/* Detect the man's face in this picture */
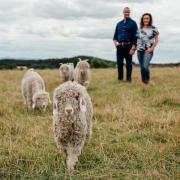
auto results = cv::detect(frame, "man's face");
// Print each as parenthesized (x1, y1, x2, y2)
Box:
(123, 8, 130, 19)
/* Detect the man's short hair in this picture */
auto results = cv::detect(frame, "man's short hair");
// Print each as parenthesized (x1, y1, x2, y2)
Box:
(123, 7, 130, 12)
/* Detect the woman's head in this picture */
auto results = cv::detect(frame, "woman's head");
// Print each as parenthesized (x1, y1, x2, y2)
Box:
(140, 13, 153, 28)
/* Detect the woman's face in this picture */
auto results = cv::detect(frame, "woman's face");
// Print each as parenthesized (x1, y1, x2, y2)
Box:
(143, 15, 150, 26)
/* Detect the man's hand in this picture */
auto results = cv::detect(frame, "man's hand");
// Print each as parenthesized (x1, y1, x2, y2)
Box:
(114, 41, 120, 47)
(146, 47, 154, 53)
(129, 48, 135, 55)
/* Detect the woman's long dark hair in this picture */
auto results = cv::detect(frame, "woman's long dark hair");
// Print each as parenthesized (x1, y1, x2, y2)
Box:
(140, 13, 153, 29)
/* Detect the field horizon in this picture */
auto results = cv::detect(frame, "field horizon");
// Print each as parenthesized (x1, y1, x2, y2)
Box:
(0, 67, 179, 179)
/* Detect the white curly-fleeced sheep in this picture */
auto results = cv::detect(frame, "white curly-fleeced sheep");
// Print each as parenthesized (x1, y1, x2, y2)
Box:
(53, 81, 93, 170)
(59, 63, 74, 83)
(21, 69, 51, 110)
(74, 58, 91, 87)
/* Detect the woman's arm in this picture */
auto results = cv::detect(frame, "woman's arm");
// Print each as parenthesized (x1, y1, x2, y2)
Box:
(147, 35, 159, 53)
(152, 35, 159, 49)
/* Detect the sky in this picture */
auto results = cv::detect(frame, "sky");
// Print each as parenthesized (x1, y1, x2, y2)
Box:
(0, 0, 180, 63)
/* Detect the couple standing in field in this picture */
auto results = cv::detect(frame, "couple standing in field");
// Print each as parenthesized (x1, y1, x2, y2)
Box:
(113, 7, 159, 84)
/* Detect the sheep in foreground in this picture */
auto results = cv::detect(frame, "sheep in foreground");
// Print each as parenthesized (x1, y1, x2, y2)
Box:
(21, 69, 51, 110)
(59, 63, 74, 83)
(53, 81, 93, 170)
(74, 58, 91, 87)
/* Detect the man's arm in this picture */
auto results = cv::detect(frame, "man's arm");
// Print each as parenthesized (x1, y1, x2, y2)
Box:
(113, 24, 119, 46)
(129, 21, 138, 55)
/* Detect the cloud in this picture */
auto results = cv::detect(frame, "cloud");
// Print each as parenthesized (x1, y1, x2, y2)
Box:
(0, 0, 31, 23)
(32, 0, 159, 20)
(32, 0, 119, 20)
(0, 0, 179, 63)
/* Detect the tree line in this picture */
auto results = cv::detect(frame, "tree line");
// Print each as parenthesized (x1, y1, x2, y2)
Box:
(0, 56, 116, 69)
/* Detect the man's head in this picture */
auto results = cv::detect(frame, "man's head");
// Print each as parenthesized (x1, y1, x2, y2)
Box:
(123, 7, 130, 19)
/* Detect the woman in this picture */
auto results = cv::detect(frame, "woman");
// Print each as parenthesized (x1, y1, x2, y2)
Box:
(137, 13, 159, 84)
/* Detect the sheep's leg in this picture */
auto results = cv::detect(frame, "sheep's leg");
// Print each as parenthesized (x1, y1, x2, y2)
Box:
(27, 102, 32, 109)
(22, 94, 27, 105)
(86, 121, 92, 139)
(84, 81, 90, 87)
(27, 94, 32, 109)
(66, 153, 78, 170)
(21, 86, 27, 105)
(66, 146, 82, 170)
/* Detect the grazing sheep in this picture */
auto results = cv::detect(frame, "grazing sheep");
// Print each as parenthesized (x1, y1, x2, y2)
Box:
(21, 69, 51, 110)
(53, 81, 93, 170)
(59, 63, 74, 83)
(16, 66, 28, 70)
(74, 58, 91, 87)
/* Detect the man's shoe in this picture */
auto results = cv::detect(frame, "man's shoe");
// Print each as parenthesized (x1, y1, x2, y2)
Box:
(118, 79, 123, 83)
(143, 80, 149, 84)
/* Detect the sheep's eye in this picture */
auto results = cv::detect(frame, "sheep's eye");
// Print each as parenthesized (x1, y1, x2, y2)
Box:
(75, 95, 79, 100)
(57, 95, 62, 101)
(57, 97, 61, 101)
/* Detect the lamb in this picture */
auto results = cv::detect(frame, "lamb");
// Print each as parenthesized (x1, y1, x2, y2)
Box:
(74, 58, 91, 87)
(21, 68, 51, 110)
(59, 63, 74, 83)
(53, 81, 93, 170)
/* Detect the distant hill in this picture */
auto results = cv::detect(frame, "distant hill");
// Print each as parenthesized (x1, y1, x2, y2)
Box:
(0, 56, 179, 69)
(134, 63, 180, 68)
(0, 56, 116, 69)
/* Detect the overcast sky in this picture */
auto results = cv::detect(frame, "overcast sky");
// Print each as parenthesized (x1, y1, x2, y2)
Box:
(0, 0, 180, 63)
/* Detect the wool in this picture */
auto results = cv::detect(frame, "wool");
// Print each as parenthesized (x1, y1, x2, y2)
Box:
(21, 69, 51, 110)
(53, 81, 93, 170)
(74, 58, 91, 87)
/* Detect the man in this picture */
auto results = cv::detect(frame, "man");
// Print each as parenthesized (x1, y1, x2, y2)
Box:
(113, 7, 138, 82)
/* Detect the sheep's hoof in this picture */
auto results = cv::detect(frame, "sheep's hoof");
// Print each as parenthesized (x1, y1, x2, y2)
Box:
(67, 161, 75, 171)
(66, 155, 77, 171)
(67, 165, 75, 171)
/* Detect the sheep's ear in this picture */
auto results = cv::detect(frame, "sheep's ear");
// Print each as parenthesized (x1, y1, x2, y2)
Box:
(80, 97, 87, 112)
(53, 98, 58, 109)
(59, 63, 63, 66)
(84, 59, 89, 62)
(53, 100, 58, 115)
(53, 102, 57, 109)
(78, 58, 82, 62)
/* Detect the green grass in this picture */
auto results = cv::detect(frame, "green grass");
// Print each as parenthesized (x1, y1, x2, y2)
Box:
(0, 67, 180, 179)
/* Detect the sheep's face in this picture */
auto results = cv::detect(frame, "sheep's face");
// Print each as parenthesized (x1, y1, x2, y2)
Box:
(60, 64, 70, 77)
(32, 92, 51, 110)
(54, 90, 87, 117)
(77, 61, 89, 75)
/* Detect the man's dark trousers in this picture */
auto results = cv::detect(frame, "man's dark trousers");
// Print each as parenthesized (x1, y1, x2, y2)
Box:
(116, 44, 132, 81)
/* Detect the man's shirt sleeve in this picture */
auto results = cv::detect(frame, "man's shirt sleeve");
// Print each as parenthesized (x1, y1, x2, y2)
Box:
(132, 22, 138, 45)
(113, 24, 118, 41)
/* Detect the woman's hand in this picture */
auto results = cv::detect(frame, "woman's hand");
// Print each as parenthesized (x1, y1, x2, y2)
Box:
(146, 47, 154, 53)
(129, 45, 136, 55)
(129, 49, 135, 55)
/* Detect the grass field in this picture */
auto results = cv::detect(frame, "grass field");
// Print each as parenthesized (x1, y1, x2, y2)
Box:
(0, 67, 179, 179)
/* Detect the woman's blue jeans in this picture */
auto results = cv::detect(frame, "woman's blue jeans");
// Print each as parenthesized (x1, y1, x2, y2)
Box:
(137, 50, 153, 82)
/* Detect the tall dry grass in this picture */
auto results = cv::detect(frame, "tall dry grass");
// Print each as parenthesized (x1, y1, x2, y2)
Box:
(0, 67, 179, 179)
